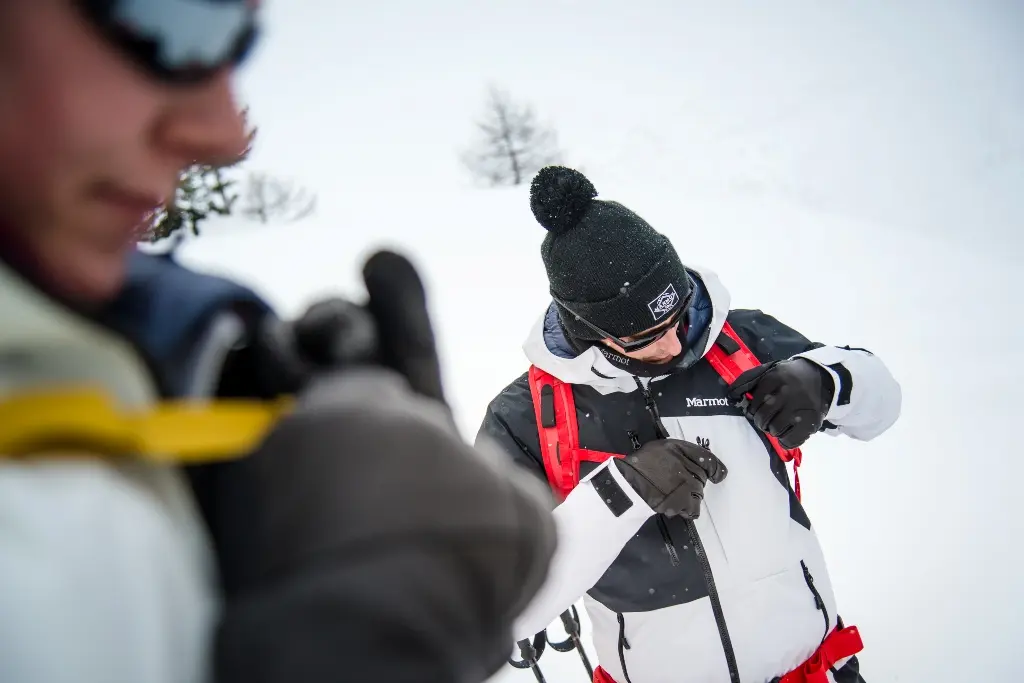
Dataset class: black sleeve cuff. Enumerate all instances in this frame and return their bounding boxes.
[591,465,634,518]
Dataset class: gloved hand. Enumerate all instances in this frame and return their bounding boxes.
[613,438,728,519]
[246,250,448,405]
[195,250,557,683]
[726,358,835,449]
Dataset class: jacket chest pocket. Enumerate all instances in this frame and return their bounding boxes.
[661,414,795,582]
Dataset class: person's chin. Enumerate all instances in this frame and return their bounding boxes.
[46,244,129,307]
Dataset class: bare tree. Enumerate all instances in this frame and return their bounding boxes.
[238,172,317,224]
[461,86,562,186]
[138,107,318,246]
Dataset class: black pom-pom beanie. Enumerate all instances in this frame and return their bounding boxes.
[529,166,691,342]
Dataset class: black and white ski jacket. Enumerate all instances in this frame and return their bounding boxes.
[476,265,901,683]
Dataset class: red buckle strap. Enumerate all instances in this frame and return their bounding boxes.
[577,448,624,463]
[528,365,623,501]
[706,322,805,500]
[591,625,862,683]
[780,625,864,683]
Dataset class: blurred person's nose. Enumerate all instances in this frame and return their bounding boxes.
[157,70,249,168]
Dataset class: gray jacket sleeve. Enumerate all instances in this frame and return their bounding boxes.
[195,368,557,683]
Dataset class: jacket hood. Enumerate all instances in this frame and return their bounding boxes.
[522,264,731,394]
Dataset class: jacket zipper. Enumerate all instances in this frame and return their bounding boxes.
[633,377,742,683]
[616,613,634,683]
[800,560,831,646]
[629,430,680,567]
[685,518,740,681]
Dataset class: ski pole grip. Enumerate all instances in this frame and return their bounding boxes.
[517,638,538,663]
[560,607,581,637]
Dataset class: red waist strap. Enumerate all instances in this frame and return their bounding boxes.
[780,625,864,683]
[592,625,862,683]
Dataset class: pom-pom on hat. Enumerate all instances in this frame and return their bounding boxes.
[529,166,691,342]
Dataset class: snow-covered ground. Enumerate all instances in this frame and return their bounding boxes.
[174,1,1021,680]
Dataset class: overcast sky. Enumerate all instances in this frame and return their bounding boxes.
[175,2,1023,680]
[224,0,1022,252]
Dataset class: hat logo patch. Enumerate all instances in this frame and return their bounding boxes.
[647,283,679,320]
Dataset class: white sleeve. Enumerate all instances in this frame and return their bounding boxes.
[0,461,217,683]
[512,458,654,640]
[793,345,902,441]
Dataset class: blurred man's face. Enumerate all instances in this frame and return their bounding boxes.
[0,0,249,305]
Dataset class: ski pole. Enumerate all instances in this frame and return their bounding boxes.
[508,633,548,683]
[546,607,593,679]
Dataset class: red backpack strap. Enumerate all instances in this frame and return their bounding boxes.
[704,322,805,500]
[527,365,581,501]
[527,366,623,502]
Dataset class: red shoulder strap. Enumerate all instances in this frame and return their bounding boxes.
[527,365,578,501]
[527,366,621,502]
[704,322,805,501]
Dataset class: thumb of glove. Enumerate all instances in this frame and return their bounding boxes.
[725,362,776,407]
[671,439,729,485]
[362,250,447,405]
[701,448,729,485]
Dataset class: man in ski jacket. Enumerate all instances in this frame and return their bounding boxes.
[476,166,902,683]
[0,2,555,682]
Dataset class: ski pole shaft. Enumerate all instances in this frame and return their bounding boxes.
[571,635,594,678]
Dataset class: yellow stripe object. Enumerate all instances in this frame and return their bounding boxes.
[0,387,294,463]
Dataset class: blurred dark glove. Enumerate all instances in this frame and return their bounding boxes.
[247,250,447,405]
[613,438,728,519]
[209,369,556,683]
[195,250,557,682]
[726,358,835,449]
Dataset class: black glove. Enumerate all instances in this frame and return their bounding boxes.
[243,250,448,405]
[613,438,728,519]
[726,358,834,450]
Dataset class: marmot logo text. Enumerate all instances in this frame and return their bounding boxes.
[686,397,730,407]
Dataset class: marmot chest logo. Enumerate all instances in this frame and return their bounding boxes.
[686,397,730,408]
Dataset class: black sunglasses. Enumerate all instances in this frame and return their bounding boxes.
[553,276,696,353]
[77,0,260,86]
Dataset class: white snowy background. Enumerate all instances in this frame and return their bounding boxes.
[172,1,1023,681]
